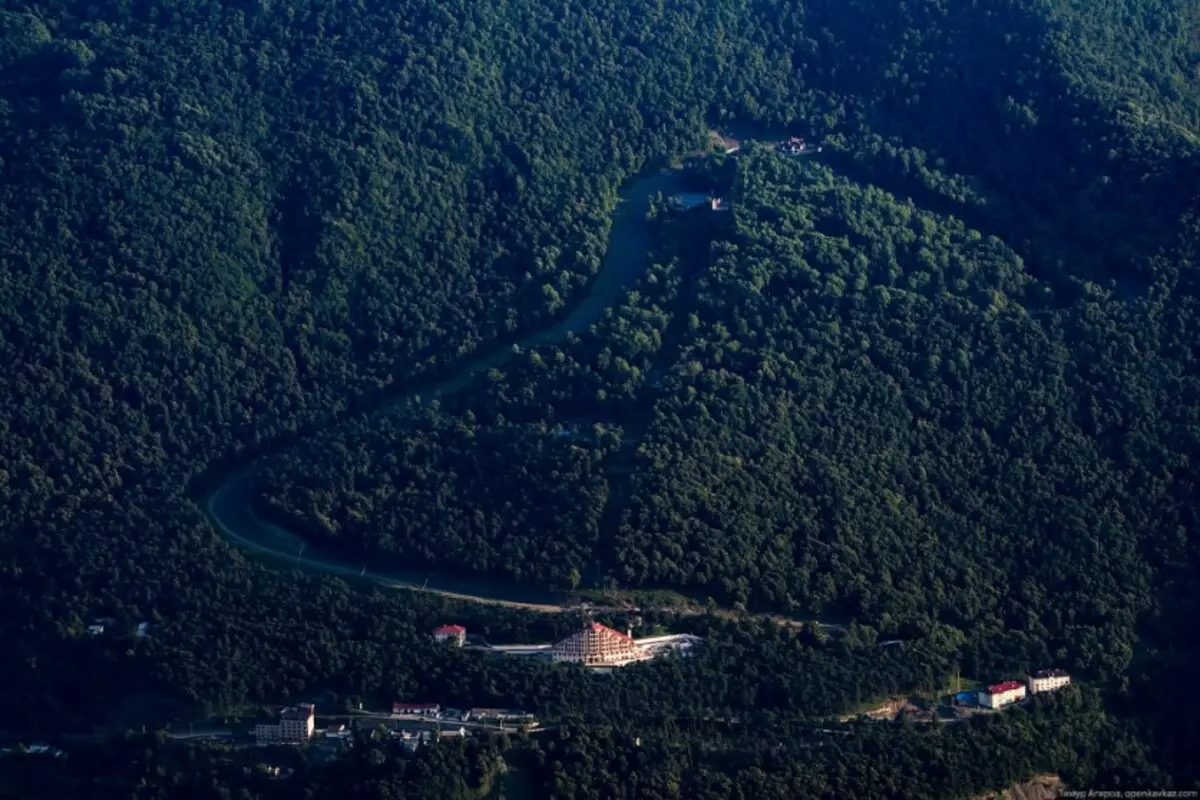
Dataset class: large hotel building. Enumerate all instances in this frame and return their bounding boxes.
[551,622,654,667]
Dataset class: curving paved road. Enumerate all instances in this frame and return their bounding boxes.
[205,470,574,613]
[198,157,857,636]
[201,169,684,614]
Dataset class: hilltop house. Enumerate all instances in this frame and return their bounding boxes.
[432,624,467,647]
[1028,669,1071,695]
[979,681,1026,709]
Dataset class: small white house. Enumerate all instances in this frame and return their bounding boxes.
[135,622,149,638]
[87,624,105,636]
[979,680,1027,709]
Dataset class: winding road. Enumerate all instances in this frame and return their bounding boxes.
[201,169,685,614]
[200,156,853,636]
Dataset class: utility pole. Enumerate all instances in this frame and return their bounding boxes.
[296,543,305,566]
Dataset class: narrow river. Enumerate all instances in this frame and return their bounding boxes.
[203,169,684,613]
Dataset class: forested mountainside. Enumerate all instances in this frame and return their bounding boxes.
[0,691,1170,799]
[1042,0,1200,135]
[260,148,1200,784]
[0,0,813,733]
[1,0,1198,795]
[259,152,1157,666]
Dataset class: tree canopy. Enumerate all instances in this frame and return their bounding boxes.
[2,0,1199,794]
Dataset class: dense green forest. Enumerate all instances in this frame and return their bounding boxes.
[262,147,1198,680]
[2,0,1199,795]
[258,410,620,591]
[0,690,1172,799]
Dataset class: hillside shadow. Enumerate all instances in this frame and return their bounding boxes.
[794,0,1196,293]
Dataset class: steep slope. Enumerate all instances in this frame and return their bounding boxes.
[0,6,1198,790]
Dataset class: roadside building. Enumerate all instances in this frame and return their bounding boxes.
[465,710,532,724]
[281,704,315,741]
[471,708,495,720]
[392,702,440,717]
[778,137,807,155]
[551,622,653,667]
[979,680,1027,709]
[776,136,822,156]
[255,704,315,746]
[432,624,467,647]
[1028,669,1071,695]
[254,722,279,745]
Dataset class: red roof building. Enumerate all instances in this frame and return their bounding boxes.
[432,624,467,646]
[980,680,1027,709]
[986,680,1024,694]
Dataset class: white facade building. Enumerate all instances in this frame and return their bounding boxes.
[255,704,315,745]
[979,680,1027,709]
[551,623,654,667]
[1028,669,1071,694]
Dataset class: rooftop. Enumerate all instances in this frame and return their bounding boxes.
[588,621,635,644]
[433,624,467,634]
[470,708,534,718]
[281,704,315,720]
[1031,668,1069,679]
[985,680,1025,694]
